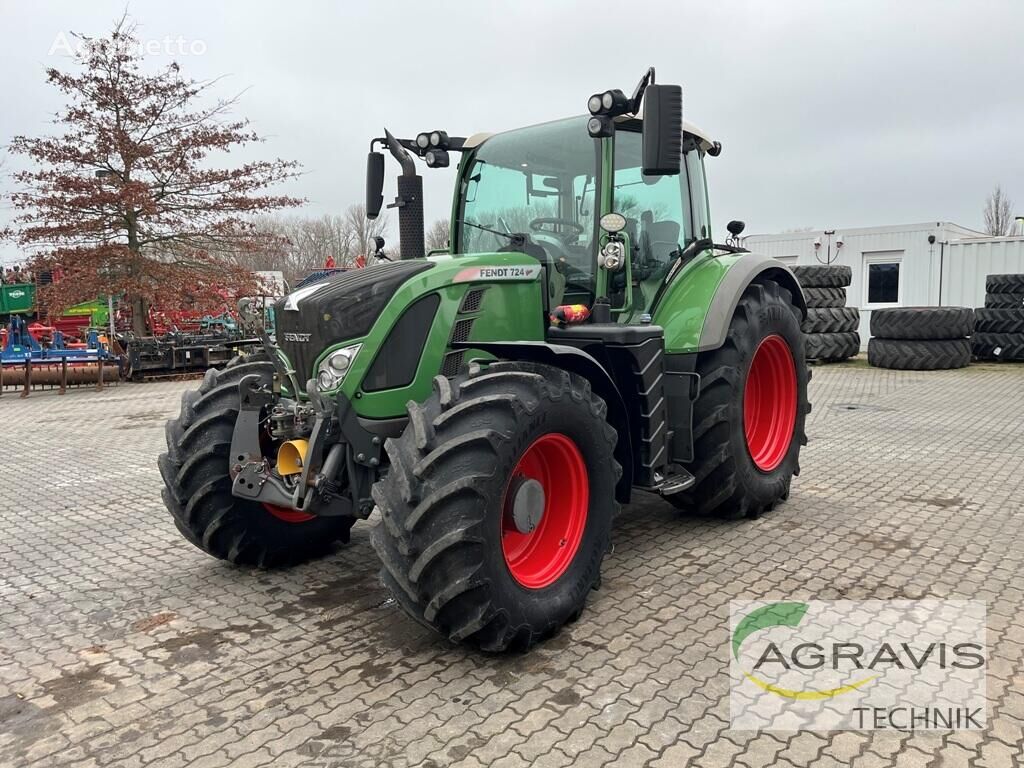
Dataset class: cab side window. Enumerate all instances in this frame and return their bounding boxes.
[613,130,692,271]
[686,150,711,242]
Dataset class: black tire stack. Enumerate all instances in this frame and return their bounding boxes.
[793,265,860,362]
[973,274,1024,362]
[867,308,974,370]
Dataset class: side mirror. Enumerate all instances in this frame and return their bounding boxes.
[366,152,385,219]
[373,236,385,254]
[727,220,746,237]
[642,84,683,176]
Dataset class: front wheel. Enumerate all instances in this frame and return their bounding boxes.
[158,358,353,567]
[671,277,809,518]
[371,362,619,652]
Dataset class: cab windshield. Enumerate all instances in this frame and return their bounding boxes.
[455,116,600,298]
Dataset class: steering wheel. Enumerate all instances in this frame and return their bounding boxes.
[529,217,584,239]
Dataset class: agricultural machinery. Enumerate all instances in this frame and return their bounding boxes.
[160,68,809,651]
[1,274,277,389]
[1,315,119,395]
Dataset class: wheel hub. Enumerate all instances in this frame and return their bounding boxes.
[743,334,798,472]
[508,477,546,534]
[500,433,589,590]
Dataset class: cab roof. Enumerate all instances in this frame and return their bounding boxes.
[463,117,716,154]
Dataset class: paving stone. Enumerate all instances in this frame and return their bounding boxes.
[0,364,1022,767]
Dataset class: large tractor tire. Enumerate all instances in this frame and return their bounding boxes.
[869,307,974,340]
[867,338,971,370]
[974,309,1024,334]
[803,286,847,308]
[972,333,1024,362]
[985,274,1024,294]
[984,293,1024,309]
[805,331,860,361]
[801,307,860,334]
[672,277,809,518]
[158,359,353,567]
[371,362,619,652]
[792,264,852,289]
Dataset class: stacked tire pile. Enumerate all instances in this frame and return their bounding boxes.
[793,264,860,362]
[973,274,1024,362]
[867,307,974,370]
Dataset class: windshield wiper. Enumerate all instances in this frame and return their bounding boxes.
[457,219,521,241]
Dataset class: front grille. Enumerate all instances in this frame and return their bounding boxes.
[451,318,475,344]
[275,260,432,380]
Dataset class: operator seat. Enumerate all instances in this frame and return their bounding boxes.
[642,220,681,264]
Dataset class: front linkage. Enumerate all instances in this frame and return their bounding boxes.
[227,333,381,524]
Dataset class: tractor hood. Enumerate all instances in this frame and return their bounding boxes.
[275,260,434,384]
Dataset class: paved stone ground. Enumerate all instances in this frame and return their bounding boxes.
[1,360,1023,768]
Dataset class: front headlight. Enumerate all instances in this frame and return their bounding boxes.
[601,240,625,271]
[316,343,361,391]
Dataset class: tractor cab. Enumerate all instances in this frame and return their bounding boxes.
[451,113,720,320]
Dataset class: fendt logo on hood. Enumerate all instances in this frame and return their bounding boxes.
[282,332,312,343]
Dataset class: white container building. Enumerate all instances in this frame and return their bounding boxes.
[743,223,1024,347]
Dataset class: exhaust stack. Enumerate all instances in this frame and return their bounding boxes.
[382,128,425,261]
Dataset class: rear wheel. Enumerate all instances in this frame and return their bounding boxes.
[158,358,352,567]
[371,362,619,651]
[671,278,809,518]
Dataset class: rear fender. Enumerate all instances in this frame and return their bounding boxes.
[698,253,806,352]
[653,251,806,354]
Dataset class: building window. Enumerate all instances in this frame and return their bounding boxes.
[864,253,902,307]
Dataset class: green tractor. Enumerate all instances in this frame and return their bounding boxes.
[159,68,808,651]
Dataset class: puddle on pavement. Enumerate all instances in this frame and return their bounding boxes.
[899,495,964,508]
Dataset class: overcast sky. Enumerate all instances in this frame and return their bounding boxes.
[2,0,1022,266]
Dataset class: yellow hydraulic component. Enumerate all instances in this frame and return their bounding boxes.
[276,439,309,476]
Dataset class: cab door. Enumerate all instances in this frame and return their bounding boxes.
[611,127,694,314]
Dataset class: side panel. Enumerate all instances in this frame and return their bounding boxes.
[332,253,546,420]
[652,251,806,354]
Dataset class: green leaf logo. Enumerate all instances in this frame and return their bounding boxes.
[733,602,876,700]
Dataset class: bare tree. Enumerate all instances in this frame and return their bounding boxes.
[984,185,1014,236]
[425,219,450,252]
[343,203,389,260]
[235,208,390,283]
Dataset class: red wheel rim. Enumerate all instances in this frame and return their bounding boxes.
[501,433,589,589]
[743,334,798,472]
[262,503,315,523]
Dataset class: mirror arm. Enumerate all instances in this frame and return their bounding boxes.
[629,66,656,113]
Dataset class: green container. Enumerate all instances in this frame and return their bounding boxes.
[64,298,109,328]
[1,283,36,314]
